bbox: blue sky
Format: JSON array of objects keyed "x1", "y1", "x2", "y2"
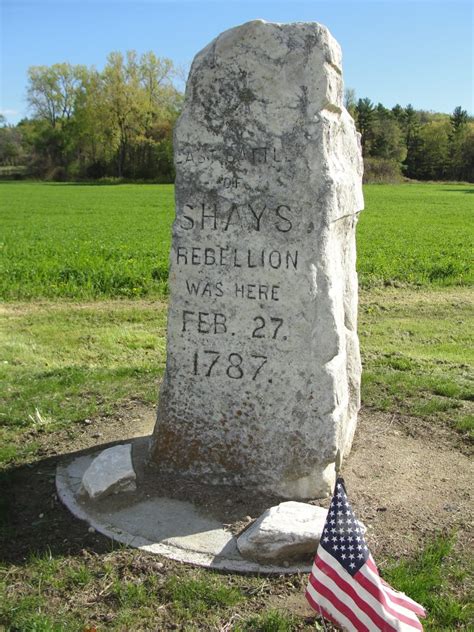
[{"x1": 1, "y1": 0, "x2": 472, "y2": 124}]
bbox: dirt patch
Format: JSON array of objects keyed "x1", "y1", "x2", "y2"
[
  {"x1": 2, "y1": 401, "x2": 472, "y2": 569},
  {"x1": 344, "y1": 409, "x2": 473, "y2": 561}
]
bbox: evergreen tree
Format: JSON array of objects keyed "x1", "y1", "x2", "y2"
[{"x1": 448, "y1": 106, "x2": 469, "y2": 180}]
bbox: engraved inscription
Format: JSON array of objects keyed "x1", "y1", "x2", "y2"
[
  {"x1": 179, "y1": 203, "x2": 293, "y2": 233},
  {"x1": 176, "y1": 247, "x2": 298, "y2": 270},
  {"x1": 176, "y1": 145, "x2": 284, "y2": 165},
  {"x1": 192, "y1": 350, "x2": 268, "y2": 380},
  {"x1": 184, "y1": 280, "x2": 280, "y2": 301}
]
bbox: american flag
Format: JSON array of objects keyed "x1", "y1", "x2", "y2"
[{"x1": 305, "y1": 478, "x2": 426, "y2": 631}]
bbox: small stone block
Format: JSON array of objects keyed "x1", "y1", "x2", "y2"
[
  {"x1": 81, "y1": 444, "x2": 136, "y2": 500},
  {"x1": 237, "y1": 501, "x2": 328, "y2": 563}
]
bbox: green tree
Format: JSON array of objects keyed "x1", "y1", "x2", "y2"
[
  {"x1": 27, "y1": 63, "x2": 87, "y2": 128},
  {"x1": 354, "y1": 98, "x2": 375, "y2": 155},
  {"x1": 402, "y1": 105, "x2": 424, "y2": 178},
  {"x1": 408, "y1": 121, "x2": 450, "y2": 180},
  {"x1": 0, "y1": 123, "x2": 25, "y2": 166},
  {"x1": 459, "y1": 126, "x2": 474, "y2": 182},
  {"x1": 26, "y1": 63, "x2": 88, "y2": 175},
  {"x1": 24, "y1": 52, "x2": 182, "y2": 180},
  {"x1": 448, "y1": 106, "x2": 469, "y2": 180},
  {"x1": 371, "y1": 104, "x2": 406, "y2": 163}
]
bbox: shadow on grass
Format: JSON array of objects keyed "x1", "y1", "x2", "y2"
[
  {"x1": 40, "y1": 181, "x2": 173, "y2": 187},
  {"x1": 0, "y1": 441, "x2": 127, "y2": 565},
  {"x1": 0, "y1": 179, "x2": 173, "y2": 186},
  {"x1": 442, "y1": 188, "x2": 474, "y2": 194},
  {"x1": 1, "y1": 436, "x2": 246, "y2": 569}
]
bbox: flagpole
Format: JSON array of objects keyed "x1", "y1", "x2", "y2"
[
  {"x1": 314, "y1": 451, "x2": 343, "y2": 632},
  {"x1": 334, "y1": 449, "x2": 342, "y2": 493}
]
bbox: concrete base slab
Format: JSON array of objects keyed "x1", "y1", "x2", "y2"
[{"x1": 56, "y1": 437, "x2": 313, "y2": 574}]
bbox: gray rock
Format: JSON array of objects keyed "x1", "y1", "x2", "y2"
[
  {"x1": 150, "y1": 20, "x2": 363, "y2": 498},
  {"x1": 237, "y1": 501, "x2": 328, "y2": 563},
  {"x1": 81, "y1": 444, "x2": 136, "y2": 500}
]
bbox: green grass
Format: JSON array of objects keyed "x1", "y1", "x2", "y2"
[
  {"x1": 0, "y1": 182, "x2": 174, "y2": 300},
  {"x1": 358, "y1": 183, "x2": 473, "y2": 288},
  {"x1": 234, "y1": 610, "x2": 299, "y2": 631},
  {"x1": 164, "y1": 575, "x2": 243, "y2": 619},
  {"x1": 382, "y1": 534, "x2": 473, "y2": 630},
  {"x1": 0, "y1": 553, "x2": 303, "y2": 631},
  {"x1": 359, "y1": 288, "x2": 474, "y2": 439},
  {"x1": 0, "y1": 301, "x2": 167, "y2": 464},
  {"x1": 0, "y1": 182, "x2": 472, "y2": 300},
  {"x1": 1, "y1": 537, "x2": 470, "y2": 631}
]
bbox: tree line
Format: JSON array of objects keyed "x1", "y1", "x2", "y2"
[
  {"x1": 0, "y1": 53, "x2": 473, "y2": 183},
  {"x1": 0, "y1": 52, "x2": 182, "y2": 181},
  {"x1": 345, "y1": 93, "x2": 473, "y2": 182}
]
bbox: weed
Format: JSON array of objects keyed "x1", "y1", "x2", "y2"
[
  {"x1": 112, "y1": 580, "x2": 149, "y2": 607},
  {"x1": 164, "y1": 574, "x2": 243, "y2": 618},
  {"x1": 235, "y1": 609, "x2": 299, "y2": 631}
]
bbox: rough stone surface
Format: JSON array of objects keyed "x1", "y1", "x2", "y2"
[
  {"x1": 81, "y1": 444, "x2": 136, "y2": 500},
  {"x1": 237, "y1": 501, "x2": 328, "y2": 563},
  {"x1": 149, "y1": 20, "x2": 364, "y2": 498}
]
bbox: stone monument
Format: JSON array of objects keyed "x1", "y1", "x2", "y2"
[{"x1": 149, "y1": 20, "x2": 364, "y2": 498}]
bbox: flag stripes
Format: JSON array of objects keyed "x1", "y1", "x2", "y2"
[
  {"x1": 306, "y1": 582, "x2": 361, "y2": 632},
  {"x1": 305, "y1": 478, "x2": 426, "y2": 631},
  {"x1": 312, "y1": 555, "x2": 398, "y2": 631},
  {"x1": 359, "y1": 560, "x2": 424, "y2": 629}
]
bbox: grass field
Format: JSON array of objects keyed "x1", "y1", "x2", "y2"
[
  {"x1": 1, "y1": 181, "x2": 473, "y2": 630},
  {"x1": 358, "y1": 184, "x2": 472, "y2": 287},
  {"x1": 0, "y1": 182, "x2": 472, "y2": 300},
  {"x1": 0, "y1": 183, "x2": 174, "y2": 300}
]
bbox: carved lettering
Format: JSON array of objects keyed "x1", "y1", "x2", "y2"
[
  {"x1": 192, "y1": 349, "x2": 268, "y2": 380},
  {"x1": 176, "y1": 247, "x2": 299, "y2": 270},
  {"x1": 185, "y1": 280, "x2": 224, "y2": 297},
  {"x1": 176, "y1": 144, "x2": 285, "y2": 167},
  {"x1": 182, "y1": 310, "x2": 228, "y2": 334},
  {"x1": 179, "y1": 202, "x2": 295, "y2": 234}
]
